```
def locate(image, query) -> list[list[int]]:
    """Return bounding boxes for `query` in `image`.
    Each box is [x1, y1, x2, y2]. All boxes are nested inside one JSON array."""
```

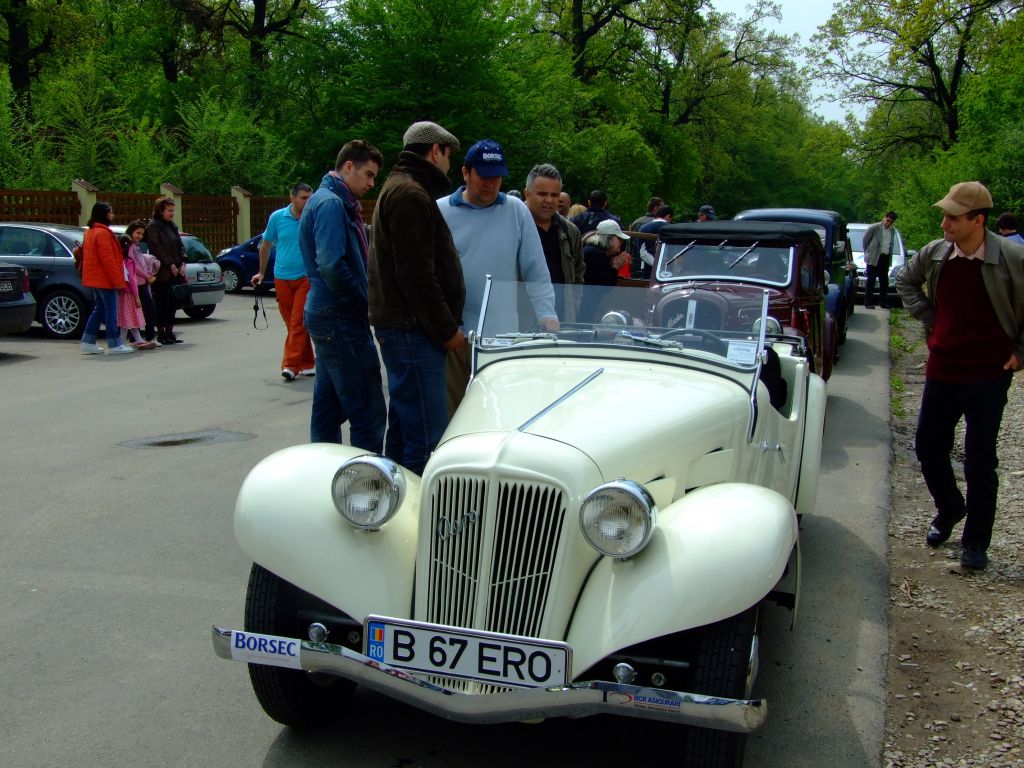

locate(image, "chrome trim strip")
[[517, 368, 604, 433], [469, 274, 494, 382], [213, 626, 766, 732]]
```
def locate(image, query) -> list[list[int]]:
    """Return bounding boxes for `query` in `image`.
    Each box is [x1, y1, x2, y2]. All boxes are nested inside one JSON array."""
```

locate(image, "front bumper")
[[212, 626, 765, 732]]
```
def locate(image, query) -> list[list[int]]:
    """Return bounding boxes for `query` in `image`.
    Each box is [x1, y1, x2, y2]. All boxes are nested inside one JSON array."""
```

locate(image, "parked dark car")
[[648, 220, 837, 380], [215, 235, 274, 293], [0, 260, 36, 335], [0, 222, 223, 338], [110, 225, 224, 320], [734, 208, 856, 345]]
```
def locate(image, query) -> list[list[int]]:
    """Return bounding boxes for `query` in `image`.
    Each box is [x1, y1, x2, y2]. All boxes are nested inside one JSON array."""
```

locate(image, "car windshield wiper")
[[664, 240, 698, 268], [614, 331, 685, 349], [492, 332, 558, 341], [727, 241, 759, 270]]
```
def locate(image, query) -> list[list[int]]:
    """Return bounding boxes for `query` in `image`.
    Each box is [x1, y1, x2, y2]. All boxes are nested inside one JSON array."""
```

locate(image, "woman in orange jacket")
[[80, 202, 136, 355]]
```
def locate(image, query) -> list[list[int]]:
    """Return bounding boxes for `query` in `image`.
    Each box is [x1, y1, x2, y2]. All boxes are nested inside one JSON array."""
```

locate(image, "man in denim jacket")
[[299, 140, 387, 449]]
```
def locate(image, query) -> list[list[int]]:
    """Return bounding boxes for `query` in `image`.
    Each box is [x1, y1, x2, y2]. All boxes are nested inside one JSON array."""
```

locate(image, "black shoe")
[[865, 304, 875, 309], [157, 335, 174, 345], [173, 337, 184, 344], [960, 543, 988, 570], [925, 512, 964, 547]]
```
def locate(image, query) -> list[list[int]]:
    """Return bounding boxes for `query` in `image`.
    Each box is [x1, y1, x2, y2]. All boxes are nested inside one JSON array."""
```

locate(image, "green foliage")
[[165, 91, 295, 195]]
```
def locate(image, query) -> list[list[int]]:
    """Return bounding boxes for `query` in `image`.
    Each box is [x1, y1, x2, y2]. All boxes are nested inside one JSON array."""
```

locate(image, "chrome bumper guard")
[[212, 626, 765, 732]]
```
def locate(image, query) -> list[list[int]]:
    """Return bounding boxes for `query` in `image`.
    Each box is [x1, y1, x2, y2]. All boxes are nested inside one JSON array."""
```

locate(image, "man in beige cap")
[[896, 181, 1024, 570], [369, 121, 465, 474]]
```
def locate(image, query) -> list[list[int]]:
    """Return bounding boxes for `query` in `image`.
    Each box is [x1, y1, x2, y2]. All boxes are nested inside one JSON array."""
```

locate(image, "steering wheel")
[[659, 327, 728, 355]]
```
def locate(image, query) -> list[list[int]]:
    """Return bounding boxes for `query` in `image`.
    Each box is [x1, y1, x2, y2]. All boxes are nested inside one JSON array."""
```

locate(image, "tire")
[[39, 289, 87, 339], [683, 607, 760, 768], [182, 304, 215, 319], [222, 266, 242, 293], [244, 563, 356, 728]]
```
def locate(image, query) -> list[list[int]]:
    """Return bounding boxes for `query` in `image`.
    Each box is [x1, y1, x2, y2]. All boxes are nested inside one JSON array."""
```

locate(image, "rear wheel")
[[40, 289, 87, 339], [244, 564, 356, 728], [682, 607, 760, 768]]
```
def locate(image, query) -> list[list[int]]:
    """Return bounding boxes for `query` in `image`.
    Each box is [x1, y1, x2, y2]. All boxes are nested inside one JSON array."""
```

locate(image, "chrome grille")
[[425, 474, 566, 640]]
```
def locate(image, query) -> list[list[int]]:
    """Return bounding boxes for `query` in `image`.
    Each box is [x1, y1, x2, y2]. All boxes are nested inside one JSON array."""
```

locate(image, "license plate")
[[197, 271, 215, 282], [0, 280, 12, 293], [364, 615, 570, 689]]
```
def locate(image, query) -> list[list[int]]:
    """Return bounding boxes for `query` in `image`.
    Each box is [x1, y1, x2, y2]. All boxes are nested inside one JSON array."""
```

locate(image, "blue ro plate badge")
[[365, 615, 570, 689]]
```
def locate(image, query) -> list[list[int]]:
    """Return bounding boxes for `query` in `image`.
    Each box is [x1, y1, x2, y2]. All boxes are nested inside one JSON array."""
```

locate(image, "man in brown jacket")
[[369, 121, 466, 475]]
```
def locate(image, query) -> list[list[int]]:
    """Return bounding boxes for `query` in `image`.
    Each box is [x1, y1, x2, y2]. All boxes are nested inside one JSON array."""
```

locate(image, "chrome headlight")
[[752, 316, 783, 335], [579, 480, 657, 558], [331, 456, 405, 530]]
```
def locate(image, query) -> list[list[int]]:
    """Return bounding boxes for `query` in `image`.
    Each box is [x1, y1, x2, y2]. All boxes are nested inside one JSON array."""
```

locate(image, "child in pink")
[[118, 244, 154, 349]]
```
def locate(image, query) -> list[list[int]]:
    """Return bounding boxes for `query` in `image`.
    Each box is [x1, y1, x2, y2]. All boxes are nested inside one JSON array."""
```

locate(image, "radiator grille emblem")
[[437, 509, 479, 541]]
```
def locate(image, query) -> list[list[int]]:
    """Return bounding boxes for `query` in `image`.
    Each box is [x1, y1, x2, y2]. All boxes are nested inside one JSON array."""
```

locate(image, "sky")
[[710, 0, 858, 123]]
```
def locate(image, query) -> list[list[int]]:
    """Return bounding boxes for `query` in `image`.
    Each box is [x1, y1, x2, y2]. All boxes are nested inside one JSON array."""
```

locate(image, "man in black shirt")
[[524, 164, 584, 321]]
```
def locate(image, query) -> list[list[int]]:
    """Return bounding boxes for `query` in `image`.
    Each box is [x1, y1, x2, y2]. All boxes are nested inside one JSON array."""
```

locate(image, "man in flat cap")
[[369, 121, 466, 474], [438, 138, 557, 416], [896, 181, 1024, 570]]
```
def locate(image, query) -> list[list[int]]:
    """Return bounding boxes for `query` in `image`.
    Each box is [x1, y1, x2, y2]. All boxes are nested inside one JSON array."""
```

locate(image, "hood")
[[442, 355, 750, 484]]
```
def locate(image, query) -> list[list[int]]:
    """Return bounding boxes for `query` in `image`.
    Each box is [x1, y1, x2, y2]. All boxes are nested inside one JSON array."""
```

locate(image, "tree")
[[808, 0, 1019, 156]]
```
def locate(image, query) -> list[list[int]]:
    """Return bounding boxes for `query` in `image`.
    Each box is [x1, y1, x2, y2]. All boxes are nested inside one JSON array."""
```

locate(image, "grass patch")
[[890, 373, 908, 420]]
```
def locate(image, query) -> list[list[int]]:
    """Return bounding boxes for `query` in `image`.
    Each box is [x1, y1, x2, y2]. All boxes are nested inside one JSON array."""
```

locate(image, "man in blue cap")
[[437, 138, 558, 415]]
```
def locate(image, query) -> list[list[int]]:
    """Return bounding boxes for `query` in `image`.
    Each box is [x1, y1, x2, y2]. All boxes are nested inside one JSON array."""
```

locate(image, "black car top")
[[733, 208, 846, 229], [659, 221, 824, 246]]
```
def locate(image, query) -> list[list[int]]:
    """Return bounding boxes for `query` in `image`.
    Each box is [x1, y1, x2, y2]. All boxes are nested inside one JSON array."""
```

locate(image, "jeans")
[[81, 287, 121, 349], [915, 373, 1012, 550], [865, 252, 891, 307], [376, 328, 448, 475], [304, 305, 386, 451]]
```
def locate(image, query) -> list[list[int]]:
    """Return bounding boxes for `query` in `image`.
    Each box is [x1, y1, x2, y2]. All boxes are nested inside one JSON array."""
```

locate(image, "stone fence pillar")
[[232, 186, 252, 243], [71, 179, 99, 226]]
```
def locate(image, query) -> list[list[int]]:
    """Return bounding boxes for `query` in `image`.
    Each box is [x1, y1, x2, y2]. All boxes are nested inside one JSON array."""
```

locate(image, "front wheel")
[[182, 304, 215, 319], [40, 289, 87, 338], [222, 266, 242, 293], [682, 607, 760, 768], [244, 564, 356, 728]]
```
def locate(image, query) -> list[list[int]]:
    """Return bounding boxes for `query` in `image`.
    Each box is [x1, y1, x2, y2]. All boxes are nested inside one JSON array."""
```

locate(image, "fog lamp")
[[331, 456, 405, 530], [579, 480, 656, 558]]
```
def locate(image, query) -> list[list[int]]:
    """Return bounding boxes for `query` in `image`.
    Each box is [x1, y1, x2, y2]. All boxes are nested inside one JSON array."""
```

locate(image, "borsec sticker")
[[230, 630, 302, 670]]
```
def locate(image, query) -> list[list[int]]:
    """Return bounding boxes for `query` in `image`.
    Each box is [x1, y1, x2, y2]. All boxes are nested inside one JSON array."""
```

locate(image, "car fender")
[[566, 482, 798, 674], [795, 372, 826, 517], [234, 444, 420, 622]]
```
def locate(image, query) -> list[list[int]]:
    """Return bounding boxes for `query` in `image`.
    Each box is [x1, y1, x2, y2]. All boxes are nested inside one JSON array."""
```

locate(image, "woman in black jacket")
[[579, 219, 631, 322], [146, 197, 186, 344]]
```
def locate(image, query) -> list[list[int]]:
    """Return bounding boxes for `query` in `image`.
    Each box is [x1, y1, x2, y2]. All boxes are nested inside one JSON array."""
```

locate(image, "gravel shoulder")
[[885, 309, 1024, 767]]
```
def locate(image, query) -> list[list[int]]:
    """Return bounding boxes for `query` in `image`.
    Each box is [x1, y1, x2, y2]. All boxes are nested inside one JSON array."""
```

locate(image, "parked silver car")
[[0, 222, 224, 338], [849, 222, 911, 303]]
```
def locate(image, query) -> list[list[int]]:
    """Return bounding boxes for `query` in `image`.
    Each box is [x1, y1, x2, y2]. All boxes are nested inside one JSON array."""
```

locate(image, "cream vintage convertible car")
[[212, 279, 826, 767]]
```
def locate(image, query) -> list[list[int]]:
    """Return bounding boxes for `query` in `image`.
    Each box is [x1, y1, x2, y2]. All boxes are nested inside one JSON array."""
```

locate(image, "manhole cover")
[[120, 428, 255, 448]]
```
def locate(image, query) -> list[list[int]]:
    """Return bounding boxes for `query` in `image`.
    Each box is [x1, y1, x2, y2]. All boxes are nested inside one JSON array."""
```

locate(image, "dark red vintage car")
[[645, 220, 837, 380]]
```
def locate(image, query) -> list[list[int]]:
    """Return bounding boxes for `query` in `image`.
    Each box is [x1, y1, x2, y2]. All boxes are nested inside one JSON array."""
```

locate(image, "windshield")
[[473, 279, 770, 371], [655, 242, 793, 286]]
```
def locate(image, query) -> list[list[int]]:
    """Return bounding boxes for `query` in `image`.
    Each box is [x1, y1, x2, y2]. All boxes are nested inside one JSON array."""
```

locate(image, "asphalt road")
[[0, 295, 891, 767]]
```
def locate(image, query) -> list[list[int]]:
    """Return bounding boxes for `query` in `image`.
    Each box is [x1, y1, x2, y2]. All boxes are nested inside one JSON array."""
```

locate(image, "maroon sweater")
[[927, 257, 1013, 383]]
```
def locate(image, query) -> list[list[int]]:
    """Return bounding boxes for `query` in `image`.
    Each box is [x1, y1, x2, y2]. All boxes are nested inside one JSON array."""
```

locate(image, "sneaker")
[[281, 368, 296, 381], [960, 543, 988, 570], [80, 342, 104, 355], [109, 344, 136, 354], [171, 336, 184, 344], [299, 368, 316, 377], [153, 340, 163, 347]]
